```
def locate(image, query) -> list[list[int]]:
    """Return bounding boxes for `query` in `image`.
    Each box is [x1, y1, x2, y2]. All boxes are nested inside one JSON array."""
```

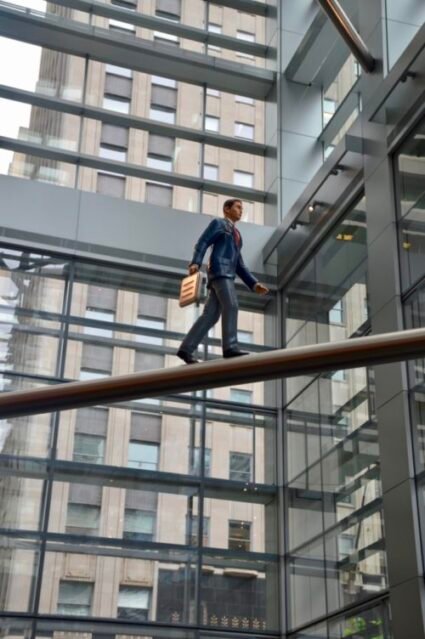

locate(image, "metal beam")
[[315, 0, 376, 73], [0, 85, 267, 156], [51, 0, 268, 57], [1, 328, 425, 419], [0, 1, 274, 99], [0, 136, 266, 201]]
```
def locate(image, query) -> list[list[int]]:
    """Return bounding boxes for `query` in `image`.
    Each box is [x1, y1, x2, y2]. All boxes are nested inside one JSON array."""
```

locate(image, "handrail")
[[315, 0, 376, 73], [0, 328, 424, 419]]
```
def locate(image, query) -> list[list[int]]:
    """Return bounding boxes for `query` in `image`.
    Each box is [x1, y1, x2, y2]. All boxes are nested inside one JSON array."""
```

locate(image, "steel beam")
[[1, 328, 425, 418], [315, 0, 376, 73], [0, 1, 274, 99]]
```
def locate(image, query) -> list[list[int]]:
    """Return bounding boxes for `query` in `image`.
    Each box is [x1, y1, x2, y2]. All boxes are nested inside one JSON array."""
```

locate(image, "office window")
[[151, 84, 177, 109], [101, 124, 129, 148], [236, 95, 254, 105], [109, 18, 135, 32], [146, 182, 173, 207], [156, 0, 181, 19], [151, 75, 177, 88], [205, 116, 219, 132], [112, 0, 137, 8], [79, 369, 108, 381], [73, 433, 105, 464], [153, 31, 179, 46], [190, 446, 211, 476], [207, 22, 221, 52], [203, 164, 218, 181], [208, 22, 221, 34], [99, 146, 126, 163], [338, 534, 355, 559], [84, 308, 114, 338], [238, 330, 253, 343], [147, 155, 173, 171], [135, 316, 165, 345], [105, 74, 132, 99], [329, 299, 344, 324], [81, 344, 113, 373], [237, 30, 255, 59], [331, 369, 347, 382], [128, 441, 159, 470], [105, 64, 132, 78], [97, 173, 125, 198], [235, 122, 254, 140], [323, 97, 336, 126], [237, 30, 255, 43], [66, 503, 100, 535], [233, 170, 253, 188], [118, 587, 151, 621], [58, 581, 93, 616], [228, 520, 251, 551], [102, 96, 130, 113], [123, 509, 156, 541], [229, 452, 252, 482], [149, 107, 176, 124], [186, 515, 210, 545], [230, 388, 252, 405]]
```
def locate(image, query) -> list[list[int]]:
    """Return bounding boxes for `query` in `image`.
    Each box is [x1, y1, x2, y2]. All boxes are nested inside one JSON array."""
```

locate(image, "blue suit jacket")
[[190, 217, 258, 290]]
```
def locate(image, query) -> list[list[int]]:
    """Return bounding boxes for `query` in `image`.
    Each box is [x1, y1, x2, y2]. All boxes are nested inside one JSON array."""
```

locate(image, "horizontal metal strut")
[[0, 328, 424, 419], [315, 0, 376, 73]]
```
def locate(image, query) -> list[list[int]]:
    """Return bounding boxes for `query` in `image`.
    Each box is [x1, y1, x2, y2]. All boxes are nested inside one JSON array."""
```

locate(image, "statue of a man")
[[177, 198, 269, 364]]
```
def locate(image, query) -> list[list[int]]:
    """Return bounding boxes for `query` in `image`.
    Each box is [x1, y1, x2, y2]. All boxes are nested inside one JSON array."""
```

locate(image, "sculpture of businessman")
[[177, 198, 269, 364]]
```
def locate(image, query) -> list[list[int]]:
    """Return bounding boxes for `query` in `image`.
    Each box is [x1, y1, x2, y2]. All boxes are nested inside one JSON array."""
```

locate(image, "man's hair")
[[223, 198, 242, 213]]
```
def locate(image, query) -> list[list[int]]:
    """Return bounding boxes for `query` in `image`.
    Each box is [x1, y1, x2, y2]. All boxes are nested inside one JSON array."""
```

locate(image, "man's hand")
[[254, 282, 269, 295], [188, 264, 200, 275]]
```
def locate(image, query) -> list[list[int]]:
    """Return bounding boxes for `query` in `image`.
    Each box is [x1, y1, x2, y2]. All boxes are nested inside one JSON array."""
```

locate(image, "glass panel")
[[0, 535, 39, 612], [40, 548, 197, 624], [200, 553, 278, 631], [396, 115, 425, 290], [285, 196, 368, 403]]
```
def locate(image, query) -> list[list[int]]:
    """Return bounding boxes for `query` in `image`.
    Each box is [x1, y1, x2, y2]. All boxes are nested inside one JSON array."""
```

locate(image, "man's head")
[[223, 199, 243, 223]]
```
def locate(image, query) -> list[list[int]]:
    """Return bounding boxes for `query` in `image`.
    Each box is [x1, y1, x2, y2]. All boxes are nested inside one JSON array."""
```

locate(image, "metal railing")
[[0, 328, 424, 419], [315, 0, 376, 72]]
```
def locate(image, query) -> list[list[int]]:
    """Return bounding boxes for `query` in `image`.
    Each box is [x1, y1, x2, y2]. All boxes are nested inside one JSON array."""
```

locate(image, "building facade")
[[0, 1, 425, 639]]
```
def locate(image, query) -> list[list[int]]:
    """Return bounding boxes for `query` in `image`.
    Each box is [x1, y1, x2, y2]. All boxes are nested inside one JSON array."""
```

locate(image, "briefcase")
[[179, 272, 203, 307]]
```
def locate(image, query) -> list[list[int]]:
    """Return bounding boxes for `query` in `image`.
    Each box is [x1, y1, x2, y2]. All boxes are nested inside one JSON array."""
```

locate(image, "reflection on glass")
[[396, 115, 425, 290]]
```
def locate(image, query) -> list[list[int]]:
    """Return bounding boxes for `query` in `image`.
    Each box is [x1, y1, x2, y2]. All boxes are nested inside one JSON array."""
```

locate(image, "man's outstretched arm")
[[236, 253, 269, 294]]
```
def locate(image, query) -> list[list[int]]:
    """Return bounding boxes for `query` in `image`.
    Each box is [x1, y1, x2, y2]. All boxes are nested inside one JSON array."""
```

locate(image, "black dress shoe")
[[177, 350, 200, 364], [223, 349, 250, 358]]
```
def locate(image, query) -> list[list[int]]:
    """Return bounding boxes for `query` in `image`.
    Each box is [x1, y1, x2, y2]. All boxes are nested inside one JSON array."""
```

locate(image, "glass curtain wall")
[[396, 113, 425, 569], [0, 0, 267, 222], [0, 243, 278, 635], [283, 198, 391, 635]]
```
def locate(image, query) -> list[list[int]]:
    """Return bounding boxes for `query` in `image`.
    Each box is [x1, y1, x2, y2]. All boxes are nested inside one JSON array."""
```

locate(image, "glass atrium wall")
[[0, 244, 278, 632], [283, 197, 389, 633]]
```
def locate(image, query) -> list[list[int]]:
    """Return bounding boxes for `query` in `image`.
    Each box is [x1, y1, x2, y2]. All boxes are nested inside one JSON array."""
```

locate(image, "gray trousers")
[[179, 277, 239, 354]]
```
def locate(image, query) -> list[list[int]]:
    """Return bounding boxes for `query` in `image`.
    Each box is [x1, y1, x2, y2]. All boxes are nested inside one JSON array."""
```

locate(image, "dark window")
[[229, 452, 252, 482], [128, 441, 159, 470], [228, 520, 251, 551], [57, 581, 93, 616], [186, 515, 209, 546], [190, 447, 211, 476], [118, 586, 151, 620], [66, 503, 100, 535], [146, 183, 173, 207], [123, 509, 156, 541], [73, 433, 105, 464], [97, 173, 126, 198]]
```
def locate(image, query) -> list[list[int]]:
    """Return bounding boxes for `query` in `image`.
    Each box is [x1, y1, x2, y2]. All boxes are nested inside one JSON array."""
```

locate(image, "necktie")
[[233, 226, 241, 247]]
